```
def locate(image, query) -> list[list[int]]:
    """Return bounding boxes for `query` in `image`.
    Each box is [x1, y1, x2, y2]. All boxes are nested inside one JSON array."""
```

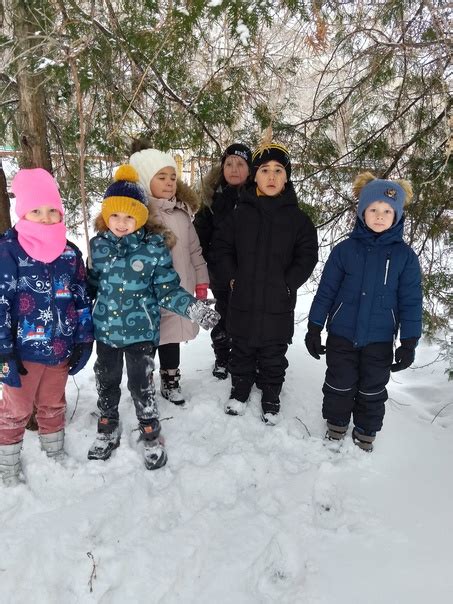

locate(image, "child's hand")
[[68, 342, 94, 376], [304, 321, 326, 360], [0, 355, 22, 388], [391, 338, 417, 372], [186, 300, 220, 330], [195, 283, 209, 300]]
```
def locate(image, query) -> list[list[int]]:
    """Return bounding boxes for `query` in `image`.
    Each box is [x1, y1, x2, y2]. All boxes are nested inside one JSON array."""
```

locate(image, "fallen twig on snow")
[[87, 551, 97, 593], [295, 416, 311, 437]]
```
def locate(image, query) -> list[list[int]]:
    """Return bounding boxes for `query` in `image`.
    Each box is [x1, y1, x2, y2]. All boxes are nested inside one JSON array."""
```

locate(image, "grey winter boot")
[[352, 428, 376, 452], [40, 430, 65, 461], [0, 441, 24, 486], [160, 369, 185, 405], [326, 422, 348, 441]]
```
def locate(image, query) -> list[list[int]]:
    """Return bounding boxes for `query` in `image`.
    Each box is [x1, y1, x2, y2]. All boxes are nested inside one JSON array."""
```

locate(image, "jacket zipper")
[[329, 302, 343, 323], [141, 300, 153, 329], [391, 309, 396, 328], [384, 255, 390, 285]]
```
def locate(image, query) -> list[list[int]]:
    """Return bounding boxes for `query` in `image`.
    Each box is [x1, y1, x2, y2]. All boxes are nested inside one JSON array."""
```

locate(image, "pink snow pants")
[[0, 361, 69, 445]]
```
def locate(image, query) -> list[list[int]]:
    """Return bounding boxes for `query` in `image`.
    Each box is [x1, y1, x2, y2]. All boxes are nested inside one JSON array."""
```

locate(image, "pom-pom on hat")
[[129, 148, 177, 195], [252, 142, 291, 180], [221, 143, 252, 169], [354, 171, 413, 226], [11, 168, 64, 219], [102, 164, 149, 230]]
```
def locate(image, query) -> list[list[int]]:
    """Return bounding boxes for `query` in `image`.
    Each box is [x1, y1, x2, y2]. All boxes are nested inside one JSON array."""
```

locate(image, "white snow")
[[0, 292, 451, 603]]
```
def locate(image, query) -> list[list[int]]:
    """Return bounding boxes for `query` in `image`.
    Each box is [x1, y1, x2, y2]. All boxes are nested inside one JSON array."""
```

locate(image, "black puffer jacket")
[[214, 184, 318, 345], [193, 165, 244, 290]]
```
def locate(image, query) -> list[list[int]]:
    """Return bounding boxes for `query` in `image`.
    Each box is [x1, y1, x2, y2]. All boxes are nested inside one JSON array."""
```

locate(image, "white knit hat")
[[129, 149, 177, 195]]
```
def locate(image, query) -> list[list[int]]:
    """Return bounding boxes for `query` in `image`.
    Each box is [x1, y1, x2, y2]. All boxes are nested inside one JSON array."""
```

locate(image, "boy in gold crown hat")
[[215, 140, 318, 424]]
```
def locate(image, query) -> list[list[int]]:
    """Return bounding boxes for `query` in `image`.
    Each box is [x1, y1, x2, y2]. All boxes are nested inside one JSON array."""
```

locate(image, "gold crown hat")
[[102, 164, 149, 229], [353, 171, 413, 226], [252, 128, 291, 179]]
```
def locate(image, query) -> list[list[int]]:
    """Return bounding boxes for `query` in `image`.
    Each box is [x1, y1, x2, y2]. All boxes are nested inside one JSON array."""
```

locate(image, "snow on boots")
[[260, 385, 281, 426], [138, 418, 167, 470], [160, 369, 185, 405], [87, 417, 121, 461], [0, 441, 24, 486], [224, 375, 252, 416], [40, 430, 65, 461]]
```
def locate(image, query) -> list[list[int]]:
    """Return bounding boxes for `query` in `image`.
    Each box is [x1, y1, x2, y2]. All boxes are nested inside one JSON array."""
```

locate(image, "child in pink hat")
[[0, 168, 94, 485]]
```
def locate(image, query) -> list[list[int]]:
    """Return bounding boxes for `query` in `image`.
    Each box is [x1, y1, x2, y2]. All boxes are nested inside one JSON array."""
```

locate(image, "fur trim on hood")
[[197, 164, 222, 209], [93, 212, 176, 249], [175, 178, 200, 214]]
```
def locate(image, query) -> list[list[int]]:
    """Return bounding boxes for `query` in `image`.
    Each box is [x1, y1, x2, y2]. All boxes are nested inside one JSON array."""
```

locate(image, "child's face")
[[364, 201, 395, 233], [150, 167, 177, 200], [24, 205, 62, 224], [108, 212, 137, 237], [254, 160, 287, 197], [223, 156, 249, 186]]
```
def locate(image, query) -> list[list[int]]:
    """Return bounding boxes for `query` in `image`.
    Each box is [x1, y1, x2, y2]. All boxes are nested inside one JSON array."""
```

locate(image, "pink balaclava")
[[11, 168, 67, 263]]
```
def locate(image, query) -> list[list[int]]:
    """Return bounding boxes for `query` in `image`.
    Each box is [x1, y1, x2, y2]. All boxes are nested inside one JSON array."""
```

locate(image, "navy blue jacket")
[[0, 228, 94, 364], [308, 218, 422, 347]]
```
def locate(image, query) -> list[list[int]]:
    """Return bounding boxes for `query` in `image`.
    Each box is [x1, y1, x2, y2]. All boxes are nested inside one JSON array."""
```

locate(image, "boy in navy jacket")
[[305, 172, 422, 451]]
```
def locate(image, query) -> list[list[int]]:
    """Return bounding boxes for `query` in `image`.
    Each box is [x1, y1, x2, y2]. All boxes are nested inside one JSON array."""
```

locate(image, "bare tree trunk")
[[12, 0, 52, 171], [0, 162, 12, 234]]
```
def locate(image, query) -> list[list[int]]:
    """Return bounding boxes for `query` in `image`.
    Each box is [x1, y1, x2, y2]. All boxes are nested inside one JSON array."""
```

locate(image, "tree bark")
[[0, 162, 12, 234], [12, 0, 52, 171]]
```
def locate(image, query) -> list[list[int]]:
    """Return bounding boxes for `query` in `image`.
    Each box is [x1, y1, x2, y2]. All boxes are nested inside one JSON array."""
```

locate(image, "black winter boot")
[[138, 418, 167, 470], [160, 369, 185, 405], [87, 417, 121, 461], [224, 375, 253, 416], [260, 384, 281, 425], [213, 360, 228, 380]]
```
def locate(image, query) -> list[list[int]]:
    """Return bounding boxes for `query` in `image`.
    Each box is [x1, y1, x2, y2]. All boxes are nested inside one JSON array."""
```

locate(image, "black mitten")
[[391, 338, 417, 372], [304, 321, 326, 360]]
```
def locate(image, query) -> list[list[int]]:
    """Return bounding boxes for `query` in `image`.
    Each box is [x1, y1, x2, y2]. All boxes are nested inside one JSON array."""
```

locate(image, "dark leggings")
[[157, 343, 180, 370]]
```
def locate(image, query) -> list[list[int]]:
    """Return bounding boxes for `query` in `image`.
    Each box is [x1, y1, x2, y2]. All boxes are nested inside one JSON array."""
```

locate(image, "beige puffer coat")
[[148, 180, 209, 345]]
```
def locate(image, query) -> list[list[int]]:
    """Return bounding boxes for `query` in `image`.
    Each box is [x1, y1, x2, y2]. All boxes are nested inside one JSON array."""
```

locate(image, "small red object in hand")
[[195, 283, 209, 300]]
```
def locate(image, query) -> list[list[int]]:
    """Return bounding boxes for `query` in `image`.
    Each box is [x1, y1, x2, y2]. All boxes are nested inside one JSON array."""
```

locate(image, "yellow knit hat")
[[102, 164, 149, 230]]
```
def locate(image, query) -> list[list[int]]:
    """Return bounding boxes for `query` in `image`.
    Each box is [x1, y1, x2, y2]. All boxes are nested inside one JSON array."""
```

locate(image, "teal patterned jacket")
[[89, 228, 196, 348]]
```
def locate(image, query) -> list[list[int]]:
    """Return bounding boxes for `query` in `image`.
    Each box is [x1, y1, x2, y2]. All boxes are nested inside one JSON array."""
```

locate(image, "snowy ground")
[[0, 291, 451, 604]]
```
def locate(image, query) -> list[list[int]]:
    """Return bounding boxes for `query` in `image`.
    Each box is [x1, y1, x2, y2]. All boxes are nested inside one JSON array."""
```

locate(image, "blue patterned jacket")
[[89, 228, 196, 348], [0, 228, 94, 364], [308, 218, 422, 347]]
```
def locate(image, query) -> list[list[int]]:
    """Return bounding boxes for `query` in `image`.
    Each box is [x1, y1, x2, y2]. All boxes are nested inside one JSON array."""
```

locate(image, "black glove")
[[391, 338, 417, 372], [304, 321, 326, 360]]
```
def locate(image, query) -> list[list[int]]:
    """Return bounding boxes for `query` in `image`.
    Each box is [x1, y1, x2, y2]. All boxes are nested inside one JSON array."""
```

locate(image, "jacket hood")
[[350, 215, 405, 245], [241, 181, 299, 210], [93, 211, 176, 249], [174, 178, 200, 214], [197, 164, 223, 208]]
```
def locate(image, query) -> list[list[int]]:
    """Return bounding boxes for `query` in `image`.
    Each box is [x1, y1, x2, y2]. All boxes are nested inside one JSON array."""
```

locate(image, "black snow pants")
[[322, 335, 393, 434], [94, 341, 158, 424], [229, 337, 288, 402], [210, 288, 231, 365]]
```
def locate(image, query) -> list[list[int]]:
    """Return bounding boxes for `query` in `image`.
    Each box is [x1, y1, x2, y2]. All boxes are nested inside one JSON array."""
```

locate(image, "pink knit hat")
[[11, 168, 64, 219]]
